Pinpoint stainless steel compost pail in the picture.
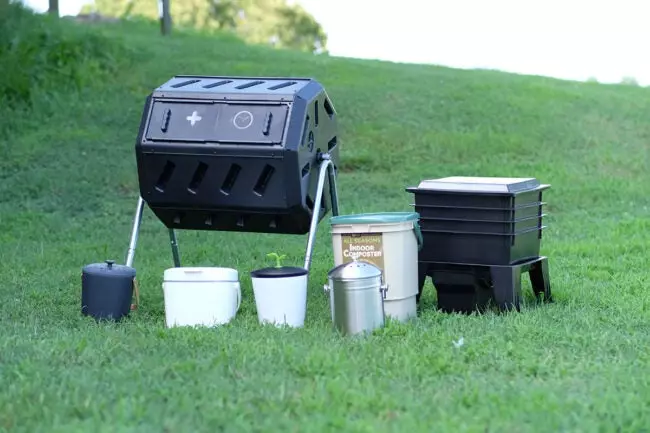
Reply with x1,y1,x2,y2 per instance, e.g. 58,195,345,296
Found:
323,259,388,336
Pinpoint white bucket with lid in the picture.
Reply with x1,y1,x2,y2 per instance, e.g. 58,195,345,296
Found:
330,212,423,322
162,267,241,328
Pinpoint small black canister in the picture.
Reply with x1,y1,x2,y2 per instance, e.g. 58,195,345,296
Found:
81,260,136,322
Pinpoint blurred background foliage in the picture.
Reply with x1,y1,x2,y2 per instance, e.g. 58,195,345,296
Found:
81,0,328,53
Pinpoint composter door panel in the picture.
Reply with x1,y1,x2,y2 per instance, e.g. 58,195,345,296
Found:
145,100,217,143
145,100,289,145
138,153,292,210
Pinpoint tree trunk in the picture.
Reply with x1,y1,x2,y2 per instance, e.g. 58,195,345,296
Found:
48,0,59,16
160,0,172,35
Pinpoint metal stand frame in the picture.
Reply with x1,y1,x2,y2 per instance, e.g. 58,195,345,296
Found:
304,153,340,271
124,196,181,268
123,153,340,272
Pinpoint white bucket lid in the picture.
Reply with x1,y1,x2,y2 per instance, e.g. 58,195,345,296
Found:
163,267,239,282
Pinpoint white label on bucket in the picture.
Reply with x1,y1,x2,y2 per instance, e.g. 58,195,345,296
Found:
341,232,385,270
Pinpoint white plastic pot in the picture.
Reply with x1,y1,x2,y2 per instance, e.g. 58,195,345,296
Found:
162,267,241,328
250,266,309,328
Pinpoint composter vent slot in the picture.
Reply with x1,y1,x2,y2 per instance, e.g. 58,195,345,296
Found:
301,163,310,178
220,163,241,195
203,79,233,89
323,98,334,118
314,101,319,127
155,160,176,193
268,81,297,90
300,115,310,147
171,79,200,88
253,165,275,196
187,162,208,195
235,80,265,90
328,136,337,151
306,193,327,211
237,215,246,228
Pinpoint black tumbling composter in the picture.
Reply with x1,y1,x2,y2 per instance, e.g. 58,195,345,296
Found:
125,75,341,271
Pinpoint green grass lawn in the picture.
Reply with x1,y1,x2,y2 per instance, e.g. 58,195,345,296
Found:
2,11,650,433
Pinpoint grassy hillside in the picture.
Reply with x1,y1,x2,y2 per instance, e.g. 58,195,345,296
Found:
2,5,650,432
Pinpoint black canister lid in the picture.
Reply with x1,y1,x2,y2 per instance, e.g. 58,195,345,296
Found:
250,266,308,279
82,260,136,278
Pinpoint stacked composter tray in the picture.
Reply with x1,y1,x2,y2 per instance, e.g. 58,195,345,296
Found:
406,177,553,313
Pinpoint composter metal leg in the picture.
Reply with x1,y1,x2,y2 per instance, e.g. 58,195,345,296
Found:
304,153,339,271
125,197,145,268
168,228,181,267
327,160,340,217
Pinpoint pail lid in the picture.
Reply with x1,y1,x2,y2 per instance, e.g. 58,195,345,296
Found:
250,266,308,279
327,259,381,281
82,260,136,278
330,212,419,226
164,267,239,282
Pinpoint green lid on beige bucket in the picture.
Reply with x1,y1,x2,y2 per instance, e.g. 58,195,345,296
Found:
330,212,419,225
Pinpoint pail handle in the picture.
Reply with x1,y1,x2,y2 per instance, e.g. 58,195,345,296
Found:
235,283,242,311
131,277,140,311
413,221,424,251
380,283,389,300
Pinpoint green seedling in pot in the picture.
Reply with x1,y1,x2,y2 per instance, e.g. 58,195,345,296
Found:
267,252,287,268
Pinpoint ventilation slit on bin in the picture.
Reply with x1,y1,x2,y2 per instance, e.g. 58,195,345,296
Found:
268,81,297,90
171,79,200,88
203,79,233,88
328,136,337,151
160,108,171,132
187,162,208,195
154,160,176,193
253,165,275,196
237,216,246,228
235,80,265,90
262,112,273,136
300,115,310,147
220,163,241,195
301,163,310,177
314,101,319,127
323,98,334,118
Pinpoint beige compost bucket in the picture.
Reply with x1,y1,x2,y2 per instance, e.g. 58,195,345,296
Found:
329,212,423,322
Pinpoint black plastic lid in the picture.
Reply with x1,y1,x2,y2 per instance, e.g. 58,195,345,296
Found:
250,266,308,279
82,260,136,278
